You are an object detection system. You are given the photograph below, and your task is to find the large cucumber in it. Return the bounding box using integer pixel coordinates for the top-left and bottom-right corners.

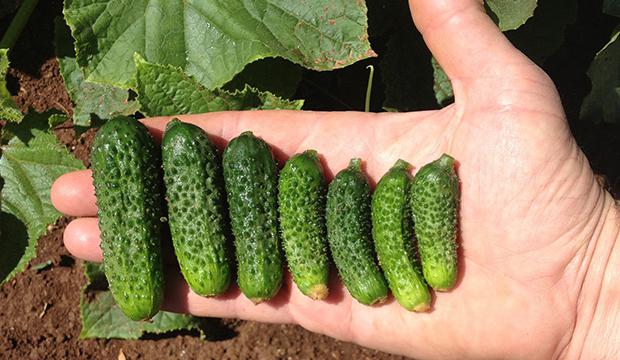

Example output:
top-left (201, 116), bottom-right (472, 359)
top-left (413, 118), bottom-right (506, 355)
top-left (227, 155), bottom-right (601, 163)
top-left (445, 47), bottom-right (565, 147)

top-left (372, 160), bottom-right (431, 311)
top-left (90, 117), bottom-right (164, 321)
top-left (222, 131), bottom-right (282, 303)
top-left (278, 150), bottom-right (329, 300)
top-left (410, 154), bottom-right (459, 291)
top-left (326, 159), bottom-right (388, 305)
top-left (161, 119), bottom-right (231, 297)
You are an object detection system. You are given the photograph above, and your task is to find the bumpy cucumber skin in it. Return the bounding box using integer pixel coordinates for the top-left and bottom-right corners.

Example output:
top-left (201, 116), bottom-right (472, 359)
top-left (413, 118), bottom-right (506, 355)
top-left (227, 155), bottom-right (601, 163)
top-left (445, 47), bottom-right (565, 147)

top-left (326, 159), bottom-right (388, 305)
top-left (372, 160), bottom-right (431, 311)
top-left (222, 132), bottom-right (282, 303)
top-left (410, 154), bottom-right (459, 291)
top-left (91, 117), bottom-right (164, 321)
top-left (161, 119), bottom-right (231, 297)
top-left (278, 150), bottom-right (329, 300)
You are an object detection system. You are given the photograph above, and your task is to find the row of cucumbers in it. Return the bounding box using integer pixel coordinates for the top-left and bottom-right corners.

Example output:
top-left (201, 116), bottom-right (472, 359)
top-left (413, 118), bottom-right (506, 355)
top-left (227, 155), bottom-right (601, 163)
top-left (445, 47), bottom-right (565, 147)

top-left (91, 117), bottom-right (459, 321)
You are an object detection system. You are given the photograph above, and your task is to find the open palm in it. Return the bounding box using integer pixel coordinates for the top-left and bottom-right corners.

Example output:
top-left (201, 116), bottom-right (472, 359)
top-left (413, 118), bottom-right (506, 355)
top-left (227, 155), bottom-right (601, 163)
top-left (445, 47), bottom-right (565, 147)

top-left (51, 1), bottom-right (619, 359)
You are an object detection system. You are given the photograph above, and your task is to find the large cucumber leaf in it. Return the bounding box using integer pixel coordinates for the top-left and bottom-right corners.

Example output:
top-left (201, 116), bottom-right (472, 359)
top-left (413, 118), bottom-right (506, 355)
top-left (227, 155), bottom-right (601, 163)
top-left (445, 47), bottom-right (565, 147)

top-left (64, 0), bottom-right (375, 90)
top-left (1, 48), bottom-right (23, 123)
top-left (485, 0), bottom-right (537, 31)
top-left (581, 28), bottom-right (620, 124)
top-left (604, 0), bottom-right (620, 17)
top-left (134, 54), bottom-right (303, 117)
top-left (54, 17), bottom-right (139, 127)
top-left (0, 129), bottom-right (84, 283)
top-left (80, 262), bottom-right (203, 339)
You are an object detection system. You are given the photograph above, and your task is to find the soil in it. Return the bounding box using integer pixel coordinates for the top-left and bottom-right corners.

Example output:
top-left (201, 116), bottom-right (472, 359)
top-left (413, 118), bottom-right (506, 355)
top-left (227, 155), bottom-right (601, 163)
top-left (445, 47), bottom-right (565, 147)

top-left (1, 0), bottom-right (619, 359)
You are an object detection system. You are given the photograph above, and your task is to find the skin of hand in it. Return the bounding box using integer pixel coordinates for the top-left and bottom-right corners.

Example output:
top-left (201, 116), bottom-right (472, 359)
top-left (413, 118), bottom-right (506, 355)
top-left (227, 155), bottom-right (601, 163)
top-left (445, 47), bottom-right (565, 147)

top-left (50, 0), bottom-right (620, 359)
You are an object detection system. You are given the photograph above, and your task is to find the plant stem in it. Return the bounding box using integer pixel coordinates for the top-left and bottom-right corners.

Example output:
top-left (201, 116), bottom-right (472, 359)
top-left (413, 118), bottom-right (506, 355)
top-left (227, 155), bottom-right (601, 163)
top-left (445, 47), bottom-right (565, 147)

top-left (365, 65), bottom-right (374, 112)
top-left (0, 0), bottom-right (40, 49)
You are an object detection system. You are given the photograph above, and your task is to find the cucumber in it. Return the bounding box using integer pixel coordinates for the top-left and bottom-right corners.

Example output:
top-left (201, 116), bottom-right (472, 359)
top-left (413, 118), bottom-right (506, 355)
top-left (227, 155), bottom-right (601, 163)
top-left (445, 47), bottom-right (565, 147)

top-left (326, 159), bottom-right (388, 305)
top-left (90, 117), bottom-right (164, 321)
top-left (222, 131), bottom-right (282, 303)
top-left (161, 119), bottom-right (231, 297)
top-left (278, 150), bottom-right (329, 300)
top-left (411, 154), bottom-right (459, 291)
top-left (372, 160), bottom-right (431, 311)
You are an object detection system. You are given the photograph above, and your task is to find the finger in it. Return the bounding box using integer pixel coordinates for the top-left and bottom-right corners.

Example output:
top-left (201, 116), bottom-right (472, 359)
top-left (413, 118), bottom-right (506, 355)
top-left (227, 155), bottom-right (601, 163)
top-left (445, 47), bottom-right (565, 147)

top-left (408, 0), bottom-right (534, 88)
top-left (144, 110), bottom-right (380, 158)
top-left (63, 216), bottom-right (180, 265)
top-left (161, 268), bottom-right (358, 339)
top-left (51, 170), bottom-right (97, 217)
top-left (142, 110), bottom-right (434, 180)
top-left (64, 217), bottom-right (102, 262)
top-left (161, 267), bottom-right (436, 357)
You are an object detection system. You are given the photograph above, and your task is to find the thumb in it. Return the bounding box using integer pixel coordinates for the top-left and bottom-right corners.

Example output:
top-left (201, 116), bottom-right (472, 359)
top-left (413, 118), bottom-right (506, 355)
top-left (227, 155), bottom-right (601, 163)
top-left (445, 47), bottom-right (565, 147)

top-left (408, 0), bottom-right (536, 92)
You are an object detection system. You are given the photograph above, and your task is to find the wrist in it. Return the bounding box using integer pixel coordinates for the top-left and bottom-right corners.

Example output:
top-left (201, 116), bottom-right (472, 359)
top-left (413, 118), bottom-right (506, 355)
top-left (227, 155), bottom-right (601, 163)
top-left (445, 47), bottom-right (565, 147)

top-left (564, 195), bottom-right (620, 359)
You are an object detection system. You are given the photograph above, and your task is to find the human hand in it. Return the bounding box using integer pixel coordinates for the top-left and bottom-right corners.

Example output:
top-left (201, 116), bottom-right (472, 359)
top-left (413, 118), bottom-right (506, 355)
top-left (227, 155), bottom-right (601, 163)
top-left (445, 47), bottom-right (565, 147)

top-left (51, 0), bottom-right (620, 358)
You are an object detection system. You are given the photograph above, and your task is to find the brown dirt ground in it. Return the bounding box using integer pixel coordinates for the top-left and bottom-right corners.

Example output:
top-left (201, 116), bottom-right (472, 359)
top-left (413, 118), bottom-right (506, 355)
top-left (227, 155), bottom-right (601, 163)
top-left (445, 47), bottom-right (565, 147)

top-left (0, 1), bottom-right (406, 359)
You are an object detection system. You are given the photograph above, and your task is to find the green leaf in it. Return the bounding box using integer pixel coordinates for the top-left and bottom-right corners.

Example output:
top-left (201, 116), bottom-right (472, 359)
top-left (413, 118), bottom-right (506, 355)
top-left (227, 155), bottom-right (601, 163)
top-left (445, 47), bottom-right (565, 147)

top-left (54, 17), bottom-right (139, 127)
top-left (224, 57), bottom-right (302, 99)
top-left (581, 28), bottom-right (620, 124)
top-left (134, 54), bottom-right (303, 117)
top-left (80, 290), bottom-right (202, 339)
top-left (604, 0), bottom-right (620, 17)
top-left (4, 109), bottom-right (67, 143)
top-left (485, 0), bottom-right (537, 31)
top-left (431, 57), bottom-right (454, 107)
top-left (1, 48), bottom-right (23, 123)
top-left (64, 0), bottom-right (375, 89)
top-left (80, 262), bottom-right (202, 339)
top-left (48, 113), bottom-right (68, 129)
top-left (506, 0), bottom-right (577, 65)
top-left (380, 26), bottom-right (438, 112)
top-left (0, 211), bottom-right (29, 283)
top-left (0, 130), bottom-right (84, 283)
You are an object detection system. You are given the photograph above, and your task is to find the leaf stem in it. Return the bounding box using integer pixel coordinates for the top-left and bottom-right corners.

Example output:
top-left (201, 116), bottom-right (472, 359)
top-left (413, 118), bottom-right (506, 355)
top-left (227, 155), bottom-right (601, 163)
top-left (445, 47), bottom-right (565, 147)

top-left (365, 65), bottom-right (374, 112)
top-left (0, 0), bottom-right (40, 49)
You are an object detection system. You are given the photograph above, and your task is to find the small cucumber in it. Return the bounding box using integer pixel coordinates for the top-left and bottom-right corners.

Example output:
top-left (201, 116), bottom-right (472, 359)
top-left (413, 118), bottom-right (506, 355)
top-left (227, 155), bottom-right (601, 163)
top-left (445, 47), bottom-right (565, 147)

top-left (161, 119), bottom-right (231, 297)
top-left (90, 117), bottom-right (164, 321)
top-left (278, 150), bottom-right (329, 300)
top-left (326, 159), bottom-right (388, 305)
top-left (372, 160), bottom-right (431, 311)
top-left (222, 131), bottom-right (282, 303)
top-left (411, 154), bottom-right (459, 291)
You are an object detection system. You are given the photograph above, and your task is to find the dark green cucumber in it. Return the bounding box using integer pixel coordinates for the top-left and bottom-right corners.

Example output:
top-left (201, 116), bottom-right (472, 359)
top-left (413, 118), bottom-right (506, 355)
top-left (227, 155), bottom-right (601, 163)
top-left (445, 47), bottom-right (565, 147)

top-left (90, 117), bottom-right (164, 321)
top-left (372, 160), bottom-right (431, 311)
top-left (326, 159), bottom-right (388, 305)
top-left (411, 154), bottom-right (459, 291)
top-left (222, 131), bottom-right (282, 303)
top-left (161, 119), bottom-right (231, 297)
top-left (278, 150), bottom-right (329, 300)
